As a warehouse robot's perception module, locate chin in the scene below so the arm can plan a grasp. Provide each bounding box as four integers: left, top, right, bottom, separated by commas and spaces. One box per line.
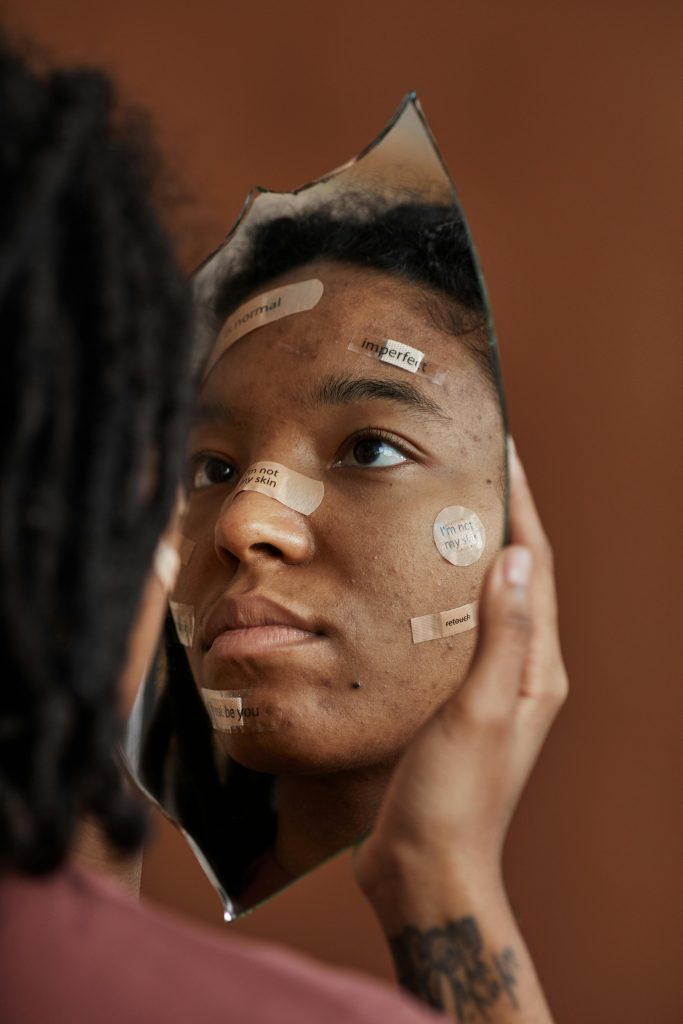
215, 727, 401, 778
215, 730, 335, 774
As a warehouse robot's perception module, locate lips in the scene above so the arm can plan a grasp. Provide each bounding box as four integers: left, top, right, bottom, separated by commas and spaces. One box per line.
202, 594, 323, 653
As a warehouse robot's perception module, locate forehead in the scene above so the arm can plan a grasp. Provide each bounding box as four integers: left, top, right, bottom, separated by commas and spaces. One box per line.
200, 261, 496, 424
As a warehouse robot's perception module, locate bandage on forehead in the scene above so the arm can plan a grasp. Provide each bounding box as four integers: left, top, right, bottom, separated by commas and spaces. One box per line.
410, 600, 479, 644
201, 689, 283, 733
233, 461, 324, 515
348, 337, 447, 385
203, 278, 324, 379
169, 601, 195, 647
433, 506, 486, 566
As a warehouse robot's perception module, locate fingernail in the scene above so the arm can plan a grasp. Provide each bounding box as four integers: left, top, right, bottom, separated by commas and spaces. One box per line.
504, 545, 532, 588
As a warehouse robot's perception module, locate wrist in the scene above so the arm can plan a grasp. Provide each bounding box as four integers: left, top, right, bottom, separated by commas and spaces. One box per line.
355, 837, 508, 934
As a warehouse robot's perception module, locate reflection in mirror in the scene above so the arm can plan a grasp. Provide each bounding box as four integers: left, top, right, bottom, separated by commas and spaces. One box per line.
125, 95, 508, 920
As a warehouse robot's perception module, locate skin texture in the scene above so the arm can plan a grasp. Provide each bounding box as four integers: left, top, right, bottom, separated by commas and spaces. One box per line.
172, 260, 505, 874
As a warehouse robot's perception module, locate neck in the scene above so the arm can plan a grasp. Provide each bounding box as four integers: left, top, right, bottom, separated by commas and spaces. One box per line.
273, 765, 393, 878
72, 818, 142, 898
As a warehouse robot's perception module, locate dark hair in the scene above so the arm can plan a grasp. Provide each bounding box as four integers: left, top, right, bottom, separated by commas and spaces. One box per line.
141, 197, 504, 905
202, 198, 498, 390
0, 37, 194, 874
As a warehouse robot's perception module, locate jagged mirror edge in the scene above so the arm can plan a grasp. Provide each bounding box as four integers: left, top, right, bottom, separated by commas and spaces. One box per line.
124, 93, 508, 919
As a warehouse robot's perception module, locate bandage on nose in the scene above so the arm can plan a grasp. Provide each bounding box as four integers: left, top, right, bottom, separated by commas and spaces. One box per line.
233, 461, 324, 515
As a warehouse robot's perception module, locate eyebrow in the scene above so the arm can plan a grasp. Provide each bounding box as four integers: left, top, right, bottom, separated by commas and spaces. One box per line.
307, 374, 450, 420
194, 374, 450, 430
194, 401, 241, 428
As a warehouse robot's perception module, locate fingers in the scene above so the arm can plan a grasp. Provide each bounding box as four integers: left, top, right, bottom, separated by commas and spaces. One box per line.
508, 438, 568, 708
508, 440, 557, 617
448, 544, 534, 723
507, 438, 550, 556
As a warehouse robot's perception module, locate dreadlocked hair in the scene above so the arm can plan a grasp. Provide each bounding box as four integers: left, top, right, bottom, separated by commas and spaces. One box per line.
0, 37, 195, 874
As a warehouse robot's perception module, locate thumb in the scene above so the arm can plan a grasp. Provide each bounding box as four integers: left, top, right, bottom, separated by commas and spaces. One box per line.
455, 545, 533, 719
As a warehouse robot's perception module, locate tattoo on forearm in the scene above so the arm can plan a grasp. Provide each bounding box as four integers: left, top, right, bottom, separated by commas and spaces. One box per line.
389, 916, 519, 1021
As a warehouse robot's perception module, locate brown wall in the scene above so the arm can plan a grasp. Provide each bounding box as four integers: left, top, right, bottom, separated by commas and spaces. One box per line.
5, 2, 681, 1020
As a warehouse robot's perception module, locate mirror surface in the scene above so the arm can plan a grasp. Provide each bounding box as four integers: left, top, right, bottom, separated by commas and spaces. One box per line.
125, 95, 508, 919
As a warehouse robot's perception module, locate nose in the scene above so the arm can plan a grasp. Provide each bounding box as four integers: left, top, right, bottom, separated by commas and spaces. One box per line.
215, 490, 316, 568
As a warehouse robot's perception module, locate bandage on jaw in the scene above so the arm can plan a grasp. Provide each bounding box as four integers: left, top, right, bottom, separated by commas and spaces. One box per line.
203, 278, 324, 378
348, 337, 447, 385
201, 689, 283, 733
433, 506, 486, 566
169, 601, 195, 647
233, 461, 324, 515
410, 600, 478, 644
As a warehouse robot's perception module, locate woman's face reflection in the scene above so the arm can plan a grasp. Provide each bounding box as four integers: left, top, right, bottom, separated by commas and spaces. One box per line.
174, 261, 504, 775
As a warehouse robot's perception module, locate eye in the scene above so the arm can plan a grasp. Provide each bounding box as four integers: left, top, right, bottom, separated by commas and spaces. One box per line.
188, 454, 237, 491
335, 432, 409, 469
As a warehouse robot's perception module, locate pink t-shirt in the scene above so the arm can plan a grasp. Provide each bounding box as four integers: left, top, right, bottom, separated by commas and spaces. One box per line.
0, 866, 437, 1024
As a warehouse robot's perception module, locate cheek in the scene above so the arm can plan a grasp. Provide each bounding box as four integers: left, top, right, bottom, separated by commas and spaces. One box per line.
334, 493, 503, 701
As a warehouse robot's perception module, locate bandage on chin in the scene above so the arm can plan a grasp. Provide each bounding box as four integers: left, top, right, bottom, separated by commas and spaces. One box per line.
204, 278, 324, 378
233, 461, 324, 515
410, 600, 479, 644
201, 689, 282, 734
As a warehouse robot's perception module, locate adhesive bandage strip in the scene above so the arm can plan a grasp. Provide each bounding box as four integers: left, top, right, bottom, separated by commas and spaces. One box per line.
178, 536, 196, 566
169, 601, 195, 647
433, 506, 486, 567
153, 540, 181, 593
348, 338, 447, 385
201, 689, 281, 734
234, 461, 324, 515
410, 600, 479, 644
204, 278, 324, 378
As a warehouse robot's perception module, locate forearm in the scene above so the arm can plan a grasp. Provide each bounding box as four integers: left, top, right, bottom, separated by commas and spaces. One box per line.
367, 857, 554, 1024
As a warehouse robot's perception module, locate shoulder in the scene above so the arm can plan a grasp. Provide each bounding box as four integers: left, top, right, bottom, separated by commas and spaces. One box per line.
0, 866, 436, 1024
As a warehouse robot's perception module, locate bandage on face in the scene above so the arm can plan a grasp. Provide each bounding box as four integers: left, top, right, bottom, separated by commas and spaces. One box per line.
178, 536, 196, 566
348, 337, 447, 384
433, 506, 486, 566
410, 600, 479, 644
204, 279, 324, 378
169, 601, 195, 647
233, 461, 324, 516
201, 689, 283, 734
153, 540, 181, 593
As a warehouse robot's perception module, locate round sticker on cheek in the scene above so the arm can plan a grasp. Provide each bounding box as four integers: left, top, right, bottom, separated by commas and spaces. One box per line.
433, 505, 486, 566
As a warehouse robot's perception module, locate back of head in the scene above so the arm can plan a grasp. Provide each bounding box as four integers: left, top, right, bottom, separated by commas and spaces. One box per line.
0, 35, 193, 874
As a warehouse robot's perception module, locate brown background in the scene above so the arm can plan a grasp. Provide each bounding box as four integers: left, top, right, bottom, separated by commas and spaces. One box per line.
4, 2, 681, 1021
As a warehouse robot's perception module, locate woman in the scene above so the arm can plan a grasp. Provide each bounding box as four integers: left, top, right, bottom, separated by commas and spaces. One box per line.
142, 199, 512, 908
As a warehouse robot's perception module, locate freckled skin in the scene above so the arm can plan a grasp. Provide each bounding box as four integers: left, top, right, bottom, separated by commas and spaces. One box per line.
174, 261, 505, 779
